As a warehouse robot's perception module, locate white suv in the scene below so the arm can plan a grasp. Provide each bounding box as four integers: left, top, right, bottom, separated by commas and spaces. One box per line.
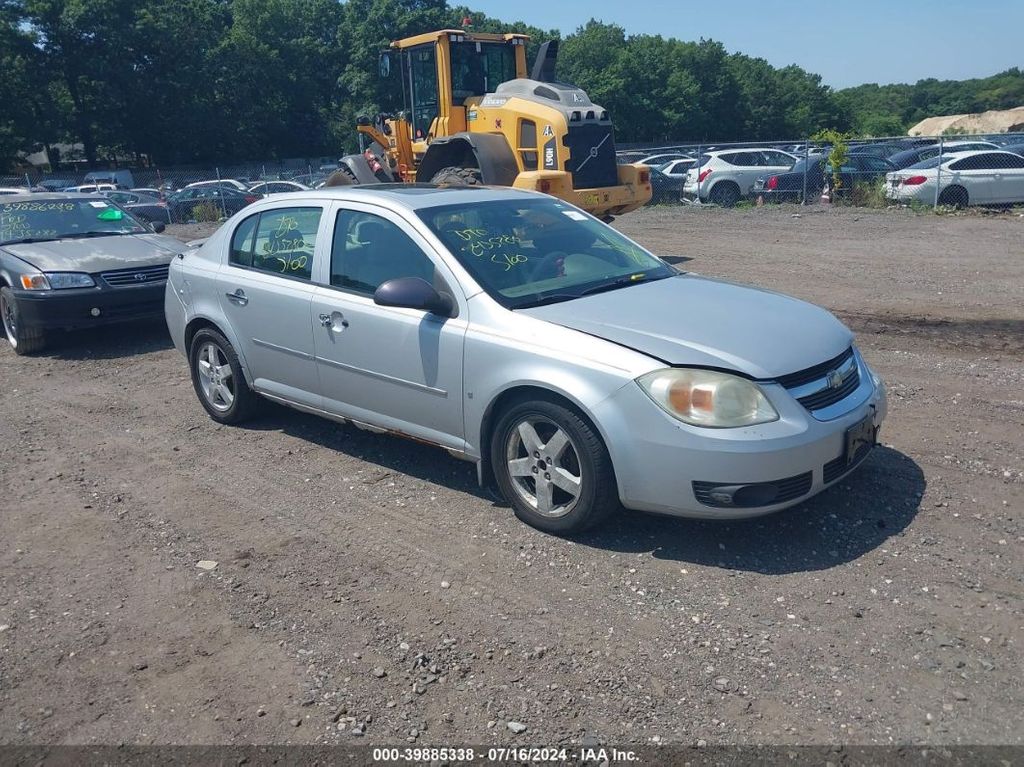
683, 148, 798, 206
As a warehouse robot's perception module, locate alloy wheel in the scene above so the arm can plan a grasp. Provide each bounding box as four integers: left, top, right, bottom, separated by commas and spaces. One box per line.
195, 341, 235, 412
1, 293, 17, 348
505, 417, 583, 518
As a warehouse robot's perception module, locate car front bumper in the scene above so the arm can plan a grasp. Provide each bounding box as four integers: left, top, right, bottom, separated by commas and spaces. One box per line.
12, 282, 168, 331
592, 356, 888, 519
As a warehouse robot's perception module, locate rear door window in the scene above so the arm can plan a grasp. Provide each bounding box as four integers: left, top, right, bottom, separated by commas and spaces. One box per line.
229, 214, 259, 268
250, 207, 322, 280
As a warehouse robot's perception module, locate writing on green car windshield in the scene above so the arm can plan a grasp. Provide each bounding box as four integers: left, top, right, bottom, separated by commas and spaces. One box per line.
0, 199, 144, 244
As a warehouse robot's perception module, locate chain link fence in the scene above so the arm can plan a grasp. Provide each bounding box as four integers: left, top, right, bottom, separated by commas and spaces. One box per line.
1, 159, 343, 225
622, 132, 1024, 208
4, 133, 1024, 224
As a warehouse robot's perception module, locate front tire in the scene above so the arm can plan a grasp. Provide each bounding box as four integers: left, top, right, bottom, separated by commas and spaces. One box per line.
1, 286, 46, 355
491, 399, 619, 534
188, 328, 259, 424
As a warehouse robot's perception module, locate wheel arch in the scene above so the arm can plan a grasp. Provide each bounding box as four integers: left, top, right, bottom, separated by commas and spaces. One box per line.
184, 315, 255, 386
709, 178, 741, 197
939, 184, 969, 207
476, 382, 618, 492
419, 133, 519, 186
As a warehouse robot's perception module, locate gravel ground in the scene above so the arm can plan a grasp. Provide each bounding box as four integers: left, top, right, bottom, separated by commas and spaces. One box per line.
1, 204, 1021, 748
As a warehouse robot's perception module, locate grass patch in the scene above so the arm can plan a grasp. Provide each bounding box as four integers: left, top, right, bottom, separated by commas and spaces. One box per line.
191, 201, 223, 222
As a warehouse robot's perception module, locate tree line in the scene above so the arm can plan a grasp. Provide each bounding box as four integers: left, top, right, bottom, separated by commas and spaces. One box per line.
2, 0, 1022, 172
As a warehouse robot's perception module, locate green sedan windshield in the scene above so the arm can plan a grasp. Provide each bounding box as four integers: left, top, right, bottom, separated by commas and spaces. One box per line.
0, 198, 147, 244
418, 199, 674, 308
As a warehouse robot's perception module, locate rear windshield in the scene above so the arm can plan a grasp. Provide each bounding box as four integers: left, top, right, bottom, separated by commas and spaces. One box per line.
906, 156, 945, 170
0, 198, 147, 244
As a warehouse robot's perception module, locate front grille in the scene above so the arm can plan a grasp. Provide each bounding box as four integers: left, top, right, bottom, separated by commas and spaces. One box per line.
823, 442, 873, 483
775, 346, 854, 389
100, 263, 169, 287
565, 123, 619, 189
774, 346, 861, 413
797, 367, 861, 411
693, 471, 812, 509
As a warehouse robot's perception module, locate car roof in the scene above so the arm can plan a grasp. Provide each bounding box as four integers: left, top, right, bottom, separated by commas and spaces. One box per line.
1, 192, 106, 203
239, 184, 546, 212
707, 147, 794, 155
939, 149, 1012, 161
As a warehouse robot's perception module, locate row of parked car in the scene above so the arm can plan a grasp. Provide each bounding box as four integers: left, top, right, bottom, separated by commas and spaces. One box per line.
628, 136, 1024, 207
0, 175, 328, 224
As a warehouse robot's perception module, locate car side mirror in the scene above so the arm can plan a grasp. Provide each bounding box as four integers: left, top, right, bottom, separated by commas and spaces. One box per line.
374, 277, 454, 317
150, 220, 166, 233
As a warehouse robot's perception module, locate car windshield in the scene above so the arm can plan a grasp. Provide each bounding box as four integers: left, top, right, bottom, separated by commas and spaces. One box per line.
419, 198, 675, 309
0, 198, 148, 244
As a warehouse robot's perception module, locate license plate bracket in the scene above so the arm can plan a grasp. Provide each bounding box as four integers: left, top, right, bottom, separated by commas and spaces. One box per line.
844, 413, 876, 466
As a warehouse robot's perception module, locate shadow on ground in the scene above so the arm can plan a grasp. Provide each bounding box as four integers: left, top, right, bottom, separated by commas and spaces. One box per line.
41, 319, 173, 360
240, 401, 924, 575
575, 446, 925, 574
238, 402, 491, 502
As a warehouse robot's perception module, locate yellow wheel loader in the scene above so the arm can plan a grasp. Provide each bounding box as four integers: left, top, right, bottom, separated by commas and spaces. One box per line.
342, 29, 652, 219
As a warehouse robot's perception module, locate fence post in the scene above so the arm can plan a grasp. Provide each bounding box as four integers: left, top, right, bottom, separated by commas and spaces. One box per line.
934, 136, 943, 209
25, 173, 32, 190
216, 166, 227, 218
802, 142, 809, 205
694, 142, 702, 206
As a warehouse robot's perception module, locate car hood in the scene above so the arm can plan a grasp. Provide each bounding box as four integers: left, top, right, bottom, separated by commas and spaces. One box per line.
1, 233, 183, 274
519, 274, 852, 379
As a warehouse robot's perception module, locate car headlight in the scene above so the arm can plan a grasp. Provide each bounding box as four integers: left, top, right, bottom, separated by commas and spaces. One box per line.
44, 272, 96, 290
637, 368, 779, 428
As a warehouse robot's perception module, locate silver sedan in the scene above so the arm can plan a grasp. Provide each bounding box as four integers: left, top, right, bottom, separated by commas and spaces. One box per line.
165, 186, 886, 534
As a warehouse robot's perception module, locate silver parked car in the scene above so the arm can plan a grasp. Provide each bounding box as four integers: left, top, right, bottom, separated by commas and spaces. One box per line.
165, 186, 887, 534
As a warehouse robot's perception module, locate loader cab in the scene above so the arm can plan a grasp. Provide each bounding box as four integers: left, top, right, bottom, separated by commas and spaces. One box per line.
381, 31, 528, 145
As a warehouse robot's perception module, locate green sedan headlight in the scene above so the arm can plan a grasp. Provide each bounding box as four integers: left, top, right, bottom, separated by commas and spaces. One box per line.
637, 368, 779, 428
44, 272, 96, 290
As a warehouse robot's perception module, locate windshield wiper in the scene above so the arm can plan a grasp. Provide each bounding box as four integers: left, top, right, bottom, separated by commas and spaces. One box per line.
577, 272, 669, 297
1, 237, 54, 245
62, 231, 126, 239
515, 293, 583, 309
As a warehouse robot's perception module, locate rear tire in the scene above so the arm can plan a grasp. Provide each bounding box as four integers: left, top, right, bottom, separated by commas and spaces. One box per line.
938, 185, 968, 208
188, 328, 259, 424
430, 166, 483, 186
1, 286, 46, 355
709, 182, 741, 207
491, 398, 619, 535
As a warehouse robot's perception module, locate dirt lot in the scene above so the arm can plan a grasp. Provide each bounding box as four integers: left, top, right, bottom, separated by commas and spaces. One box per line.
1, 205, 1021, 748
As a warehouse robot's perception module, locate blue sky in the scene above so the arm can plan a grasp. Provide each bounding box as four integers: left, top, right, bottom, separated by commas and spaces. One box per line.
464, 0, 1024, 88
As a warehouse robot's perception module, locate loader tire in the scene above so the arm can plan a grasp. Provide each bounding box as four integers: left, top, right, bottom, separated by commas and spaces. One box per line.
430, 167, 483, 186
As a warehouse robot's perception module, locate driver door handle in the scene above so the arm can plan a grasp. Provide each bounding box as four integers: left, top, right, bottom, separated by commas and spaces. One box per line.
226, 289, 248, 306
320, 313, 349, 328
